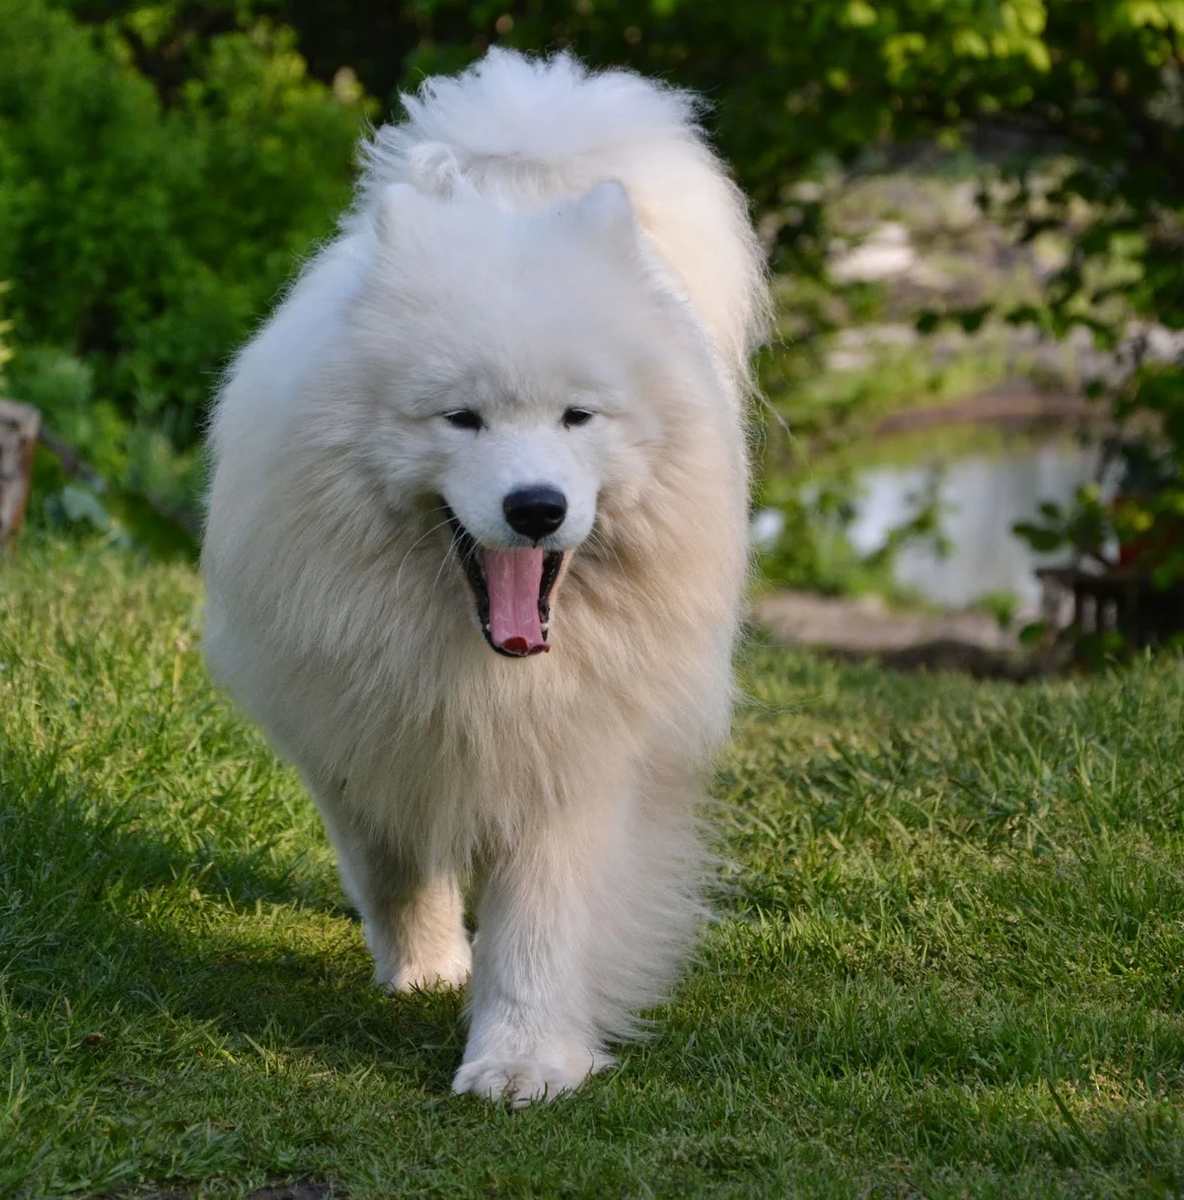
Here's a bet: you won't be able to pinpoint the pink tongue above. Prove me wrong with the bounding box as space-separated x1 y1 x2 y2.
482 548 549 655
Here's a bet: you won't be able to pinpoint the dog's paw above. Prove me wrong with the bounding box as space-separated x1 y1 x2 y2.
451 1057 593 1107
380 943 472 994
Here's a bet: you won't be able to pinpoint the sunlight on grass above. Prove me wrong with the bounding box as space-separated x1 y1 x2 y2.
2 542 1184 1196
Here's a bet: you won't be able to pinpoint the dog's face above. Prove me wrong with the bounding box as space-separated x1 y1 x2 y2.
352 182 667 657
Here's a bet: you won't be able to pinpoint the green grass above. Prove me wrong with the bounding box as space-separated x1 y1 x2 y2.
4 541 1184 1198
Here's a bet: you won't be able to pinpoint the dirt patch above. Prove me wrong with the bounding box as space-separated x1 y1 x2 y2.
134 1181 333 1200
247 1184 333 1200
755 590 1049 679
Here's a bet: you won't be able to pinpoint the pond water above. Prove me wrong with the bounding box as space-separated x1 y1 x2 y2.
845 440 1116 612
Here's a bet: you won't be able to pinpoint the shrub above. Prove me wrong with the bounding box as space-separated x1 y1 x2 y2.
0 0 366 451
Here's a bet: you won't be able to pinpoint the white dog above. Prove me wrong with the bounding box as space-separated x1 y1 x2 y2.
202 49 767 1105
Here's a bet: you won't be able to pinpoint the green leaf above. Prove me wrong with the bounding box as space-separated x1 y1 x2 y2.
59 484 111 531
1013 521 1066 553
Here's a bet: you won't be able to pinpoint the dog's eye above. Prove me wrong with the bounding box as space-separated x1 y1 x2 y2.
443 409 484 431
562 407 594 429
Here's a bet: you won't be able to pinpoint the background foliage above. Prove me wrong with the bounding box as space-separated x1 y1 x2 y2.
2 1 1182 587
0 0 365 517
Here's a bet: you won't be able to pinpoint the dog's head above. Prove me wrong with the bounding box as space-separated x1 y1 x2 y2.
350 180 684 658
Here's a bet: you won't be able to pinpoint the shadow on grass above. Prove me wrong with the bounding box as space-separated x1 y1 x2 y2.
6 758 1184 1194
0 781 467 1098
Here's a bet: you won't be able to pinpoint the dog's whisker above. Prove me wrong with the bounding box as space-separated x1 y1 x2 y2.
394 515 455 596
586 527 627 576
427 539 458 606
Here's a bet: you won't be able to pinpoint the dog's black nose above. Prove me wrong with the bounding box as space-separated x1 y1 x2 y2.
503 486 567 541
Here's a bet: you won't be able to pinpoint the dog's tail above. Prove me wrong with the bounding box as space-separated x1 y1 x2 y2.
354 49 769 396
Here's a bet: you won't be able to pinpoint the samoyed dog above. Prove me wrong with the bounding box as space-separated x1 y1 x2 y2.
202 49 767 1105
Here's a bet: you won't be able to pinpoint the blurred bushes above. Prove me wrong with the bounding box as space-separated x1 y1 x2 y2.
24 1 1184 428
0 0 366 458
2 0 1182 594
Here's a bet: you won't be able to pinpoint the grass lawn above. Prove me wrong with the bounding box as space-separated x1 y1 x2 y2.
3 542 1184 1198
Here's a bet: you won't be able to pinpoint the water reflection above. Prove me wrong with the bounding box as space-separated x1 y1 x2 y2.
847 441 1117 611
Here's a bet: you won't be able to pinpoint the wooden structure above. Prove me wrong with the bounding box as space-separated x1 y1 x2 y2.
0 399 40 550
1037 565 1184 651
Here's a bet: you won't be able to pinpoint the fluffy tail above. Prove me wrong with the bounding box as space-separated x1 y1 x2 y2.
353 49 769 394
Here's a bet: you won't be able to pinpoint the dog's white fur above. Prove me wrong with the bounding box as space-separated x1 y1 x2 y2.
202 49 768 1105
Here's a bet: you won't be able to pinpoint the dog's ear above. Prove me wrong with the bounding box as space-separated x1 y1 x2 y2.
566 181 636 247
374 183 427 248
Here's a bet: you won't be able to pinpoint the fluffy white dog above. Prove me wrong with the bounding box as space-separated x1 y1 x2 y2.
202 48 767 1105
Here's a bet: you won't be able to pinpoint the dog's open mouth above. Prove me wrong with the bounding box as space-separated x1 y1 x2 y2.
445 508 563 657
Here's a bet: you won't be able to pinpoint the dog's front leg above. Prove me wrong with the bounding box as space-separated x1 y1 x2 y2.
453 809 612 1106
314 790 471 993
